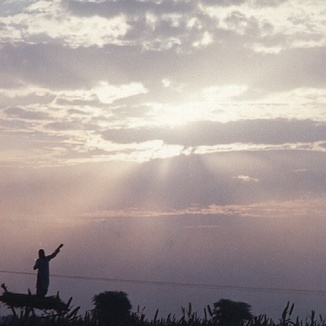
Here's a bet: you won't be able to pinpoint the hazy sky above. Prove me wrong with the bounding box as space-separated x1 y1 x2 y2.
1 0 326 320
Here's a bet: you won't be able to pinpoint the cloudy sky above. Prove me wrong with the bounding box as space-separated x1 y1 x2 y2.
1 0 326 319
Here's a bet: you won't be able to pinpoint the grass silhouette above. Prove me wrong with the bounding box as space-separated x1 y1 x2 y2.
1 287 325 326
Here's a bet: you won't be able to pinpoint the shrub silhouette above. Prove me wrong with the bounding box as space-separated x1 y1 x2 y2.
92 291 132 326
213 298 253 326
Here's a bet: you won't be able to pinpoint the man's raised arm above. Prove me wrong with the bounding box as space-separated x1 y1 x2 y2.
49 244 64 259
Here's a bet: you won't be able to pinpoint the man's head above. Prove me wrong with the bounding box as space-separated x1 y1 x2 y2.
38 249 45 258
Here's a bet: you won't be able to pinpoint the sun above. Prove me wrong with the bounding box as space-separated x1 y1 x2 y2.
147 84 249 128
148 101 212 128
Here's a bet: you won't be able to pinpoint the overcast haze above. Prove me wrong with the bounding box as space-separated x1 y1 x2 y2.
1 0 326 320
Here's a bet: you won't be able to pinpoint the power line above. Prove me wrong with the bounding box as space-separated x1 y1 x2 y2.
0 269 326 296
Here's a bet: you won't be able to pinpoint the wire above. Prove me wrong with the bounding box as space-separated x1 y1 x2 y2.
0 269 326 296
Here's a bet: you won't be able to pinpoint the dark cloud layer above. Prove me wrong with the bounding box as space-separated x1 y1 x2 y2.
2 43 326 99
102 119 326 146
66 0 195 18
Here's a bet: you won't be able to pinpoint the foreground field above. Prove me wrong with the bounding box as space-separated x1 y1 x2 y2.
1 301 326 326
1 290 325 326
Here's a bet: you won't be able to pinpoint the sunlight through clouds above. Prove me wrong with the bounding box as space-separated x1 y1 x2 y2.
1 0 326 317
145 101 215 127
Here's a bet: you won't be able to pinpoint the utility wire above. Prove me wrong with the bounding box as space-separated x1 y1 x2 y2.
0 269 326 296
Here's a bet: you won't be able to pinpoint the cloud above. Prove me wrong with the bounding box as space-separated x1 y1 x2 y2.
1 0 324 54
94 81 148 104
65 0 195 18
201 0 246 6
0 1 325 179
5 107 49 120
0 1 130 48
0 80 147 115
101 119 326 148
233 175 259 183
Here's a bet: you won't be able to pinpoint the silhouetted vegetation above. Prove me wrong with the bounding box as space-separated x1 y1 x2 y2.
212 299 253 326
92 291 132 326
1 289 326 326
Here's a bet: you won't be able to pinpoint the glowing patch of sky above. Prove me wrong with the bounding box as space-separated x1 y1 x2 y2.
1 83 326 166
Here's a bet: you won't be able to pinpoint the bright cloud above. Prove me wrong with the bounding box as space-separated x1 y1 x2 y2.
0 0 130 47
0 1 325 177
94 81 148 104
199 0 326 52
233 175 260 183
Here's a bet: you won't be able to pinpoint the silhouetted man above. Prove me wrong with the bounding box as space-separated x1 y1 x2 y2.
33 244 63 297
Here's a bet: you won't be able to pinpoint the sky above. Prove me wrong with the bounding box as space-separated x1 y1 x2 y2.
1 0 326 320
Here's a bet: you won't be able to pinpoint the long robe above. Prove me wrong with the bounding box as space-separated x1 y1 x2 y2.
34 249 59 297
